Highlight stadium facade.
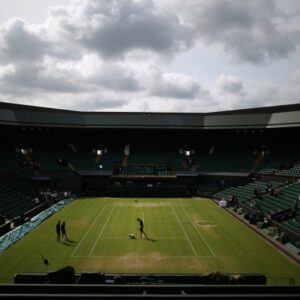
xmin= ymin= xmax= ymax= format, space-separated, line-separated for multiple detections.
xmin=1 ymin=101 xmax=300 ymax=129
xmin=0 ymin=102 xmax=299 ymax=298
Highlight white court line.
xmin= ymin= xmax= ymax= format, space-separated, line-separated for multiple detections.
xmin=179 ymin=204 xmax=216 ymax=258
xmin=89 ymin=206 xmax=115 ymax=256
xmin=73 ymin=255 xmax=215 ymax=258
xmin=100 ymin=237 xmax=187 ymax=240
xmin=171 ymin=207 xmax=198 ymax=257
xmin=71 ymin=206 xmax=105 ymax=257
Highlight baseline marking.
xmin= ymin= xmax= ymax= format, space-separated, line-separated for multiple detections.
xmin=89 ymin=206 xmax=115 ymax=256
xmin=71 ymin=206 xmax=105 ymax=257
xmin=171 ymin=207 xmax=198 ymax=256
xmin=179 ymin=203 xmax=216 ymax=257
xmin=73 ymin=255 xmax=215 ymax=258
xmin=100 ymin=237 xmax=186 ymax=240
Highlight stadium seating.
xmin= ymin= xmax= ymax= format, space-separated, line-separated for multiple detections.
xmin=0 ymin=131 xmax=285 ymax=175
xmin=282 ymin=219 xmax=300 ymax=235
xmin=257 ymin=159 xmax=300 ymax=177
xmin=1 ymin=131 xmax=299 ymax=176
xmin=214 ymin=180 xmax=295 ymax=213
xmin=194 ymin=183 xmax=220 ymax=197
xmin=215 ymin=181 xmax=300 ymax=238
xmin=112 ymin=164 xmax=175 ymax=178
xmin=256 ymin=183 xmax=299 ymax=214
xmin=0 ymin=173 xmax=41 ymax=218
xmin=215 ymin=181 xmax=269 ymax=204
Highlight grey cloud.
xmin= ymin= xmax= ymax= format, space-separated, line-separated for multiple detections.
xmin=0 ymin=92 xmax=129 ymax=112
xmin=94 ymin=64 xmax=141 ymax=92
xmin=74 ymin=99 xmax=126 ymax=111
xmin=217 ymin=75 xmax=244 ymax=94
xmin=0 ymin=54 xmax=141 ymax=98
xmin=215 ymin=80 xmax=300 ymax=112
xmin=290 ymin=70 xmax=300 ymax=84
xmin=0 ymin=0 xmax=299 ymax=113
xmin=242 ymin=85 xmax=280 ymax=108
xmin=1 ymin=0 xmax=299 ymax=67
xmin=0 ymin=62 xmax=81 ymax=94
xmin=0 ymin=18 xmax=48 ymax=63
xmin=192 ymin=1 xmax=254 ymax=36
xmin=149 ymin=72 xmax=202 ymax=99
xmin=179 ymin=0 xmax=300 ymax=63
xmin=57 ymin=0 xmax=193 ymax=58
xmin=98 ymin=73 xmax=140 ymax=92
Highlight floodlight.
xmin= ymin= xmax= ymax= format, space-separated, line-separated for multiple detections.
xmin=21 ymin=149 xmax=27 ymax=155
xmin=94 ymin=145 xmax=108 ymax=155
xmin=124 ymin=144 xmax=130 ymax=155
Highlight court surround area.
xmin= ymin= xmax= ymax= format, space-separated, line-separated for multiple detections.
xmin=0 ymin=197 xmax=299 ymax=285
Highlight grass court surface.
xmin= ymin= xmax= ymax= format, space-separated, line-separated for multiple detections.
xmin=0 ymin=197 xmax=299 ymax=284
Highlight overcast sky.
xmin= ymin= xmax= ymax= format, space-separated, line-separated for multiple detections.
xmin=0 ymin=0 xmax=299 ymax=112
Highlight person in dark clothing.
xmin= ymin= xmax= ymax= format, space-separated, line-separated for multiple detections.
xmin=56 ymin=220 xmax=61 ymax=242
xmin=137 ymin=218 xmax=147 ymax=238
xmin=61 ymin=221 xmax=67 ymax=240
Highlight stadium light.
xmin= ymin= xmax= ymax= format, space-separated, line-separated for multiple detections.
xmin=93 ymin=144 xmax=108 ymax=155
xmin=209 ymin=145 xmax=215 ymax=155
xmin=179 ymin=145 xmax=195 ymax=157
xmin=124 ymin=144 xmax=130 ymax=155
xmin=16 ymin=143 xmax=33 ymax=155
xmin=179 ymin=145 xmax=197 ymax=170
xmin=93 ymin=144 xmax=108 ymax=164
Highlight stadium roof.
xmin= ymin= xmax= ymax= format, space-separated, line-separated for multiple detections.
xmin=0 ymin=101 xmax=300 ymax=129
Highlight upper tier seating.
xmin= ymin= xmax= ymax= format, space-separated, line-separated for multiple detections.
xmin=0 ymin=142 xmax=268 ymax=175
xmin=112 ymin=164 xmax=175 ymax=178
xmin=258 ymin=163 xmax=300 ymax=178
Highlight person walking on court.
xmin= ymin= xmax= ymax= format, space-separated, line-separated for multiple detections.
xmin=56 ymin=220 xmax=61 ymax=242
xmin=61 ymin=221 xmax=67 ymax=240
xmin=137 ymin=218 xmax=147 ymax=238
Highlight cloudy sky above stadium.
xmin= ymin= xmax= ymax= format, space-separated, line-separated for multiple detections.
xmin=0 ymin=0 xmax=299 ymax=112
